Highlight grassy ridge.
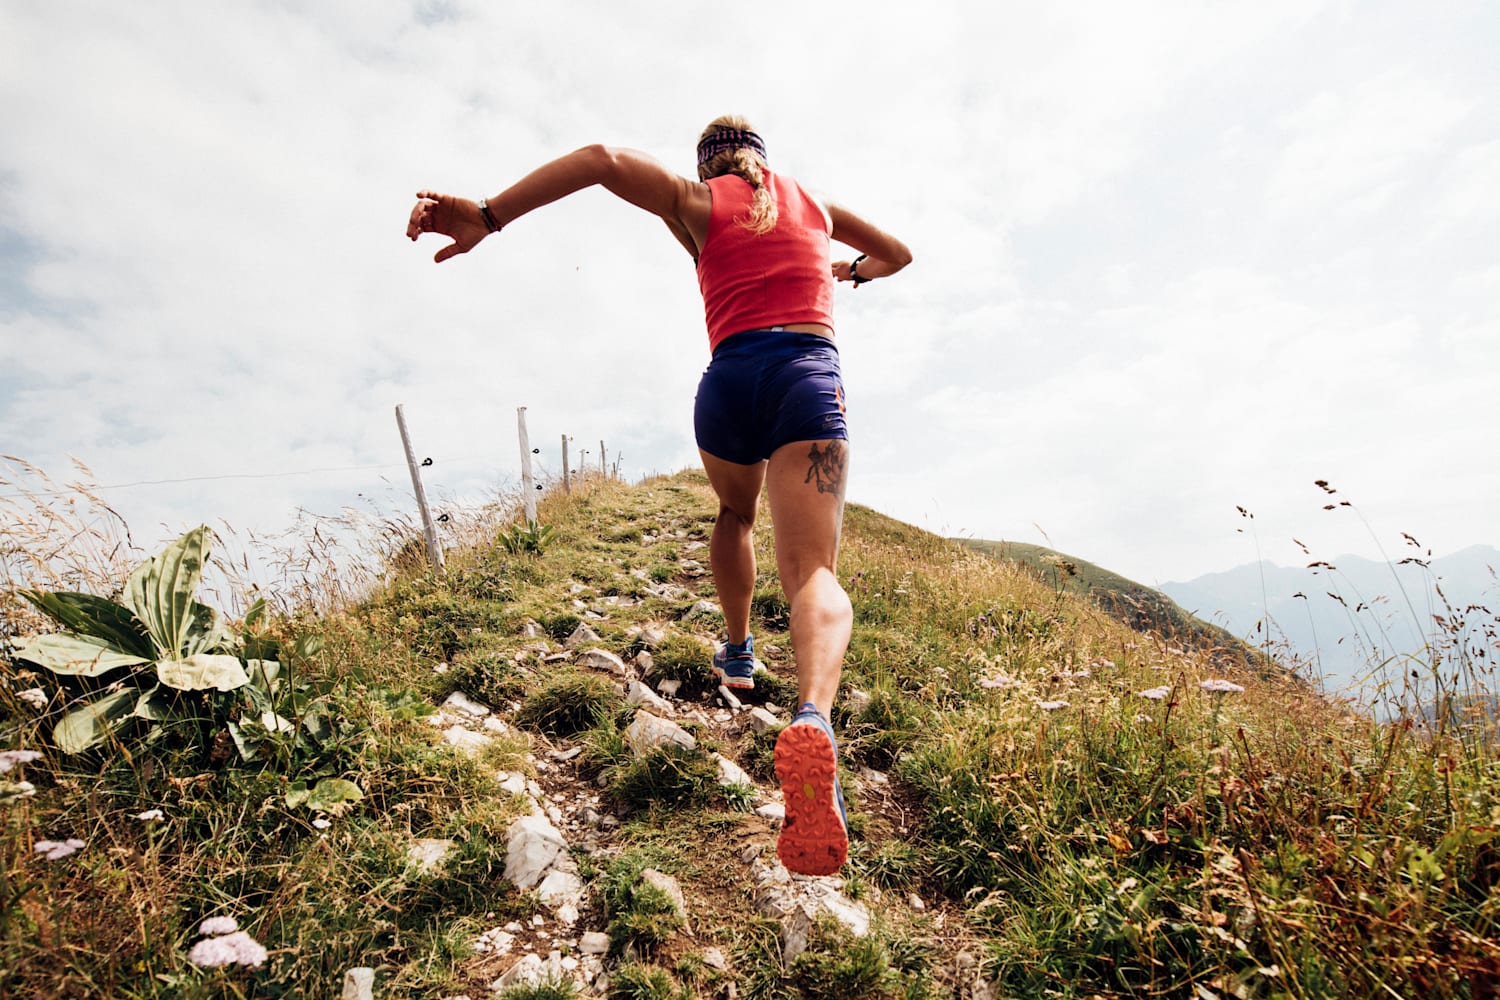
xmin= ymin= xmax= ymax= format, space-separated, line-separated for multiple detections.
xmin=956 ymin=538 xmax=1267 ymax=672
xmin=2 ymin=470 xmax=1497 ymax=997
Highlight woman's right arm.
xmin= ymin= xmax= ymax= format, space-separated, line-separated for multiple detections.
xmin=826 ymin=203 xmax=913 ymax=285
xmin=407 ymin=145 xmax=709 ymax=263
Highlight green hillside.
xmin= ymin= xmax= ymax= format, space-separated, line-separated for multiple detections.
xmin=956 ymin=539 xmax=1269 ymax=674
xmin=2 ymin=471 xmax=1496 ymax=998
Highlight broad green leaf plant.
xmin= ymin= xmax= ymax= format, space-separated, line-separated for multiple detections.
xmin=11 ymin=526 xmax=261 ymax=754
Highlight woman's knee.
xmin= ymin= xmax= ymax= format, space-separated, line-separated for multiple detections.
xmin=718 ymin=502 xmax=757 ymax=530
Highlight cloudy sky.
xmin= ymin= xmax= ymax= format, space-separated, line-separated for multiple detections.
xmin=2 ymin=0 xmax=1496 ymax=594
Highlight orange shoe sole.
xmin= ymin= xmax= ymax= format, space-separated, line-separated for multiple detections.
xmin=774 ymin=722 xmax=848 ymax=876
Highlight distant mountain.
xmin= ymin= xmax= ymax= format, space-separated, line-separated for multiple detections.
xmin=957 ymin=539 xmax=1267 ymax=673
xmin=1160 ymin=545 xmax=1500 ymax=702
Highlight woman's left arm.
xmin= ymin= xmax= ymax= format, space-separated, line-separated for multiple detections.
xmin=826 ymin=202 xmax=913 ymax=285
xmin=407 ymin=145 xmax=708 ymax=263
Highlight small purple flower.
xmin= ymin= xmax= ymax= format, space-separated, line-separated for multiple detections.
xmin=17 ymin=688 xmax=47 ymax=710
xmin=34 ymin=838 xmax=85 ymax=860
xmin=0 ymin=750 xmax=44 ymax=774
xmin=188 ymin=930 xmax=267 ymax=968
xmin=1036 ymin=700 xmax=1069 ymax=711
xmin=1137 ymin=686 xmax=1172 ymax=701
xmin=1199 ymin=679 xmax=1245 ymax=695
xmin=199 ymin=916 xmax=239 ymax=936
xmin=978 ymin=675 xmax=1016 ymax=690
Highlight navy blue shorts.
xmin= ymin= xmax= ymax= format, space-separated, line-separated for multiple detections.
xmin=693 ymin=329 xmax=848 ymax=465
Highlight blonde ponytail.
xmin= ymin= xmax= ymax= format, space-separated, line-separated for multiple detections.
xmin=696 ymin=115 xmax=779 ymax=234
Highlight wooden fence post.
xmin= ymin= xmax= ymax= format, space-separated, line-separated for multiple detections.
xmin=517 ymin=407 xmax=537 ymax=522
xmin=561 ymin=434 xmax=570 ymax=494
xmin=394 ymin=404 xmax=445 ymax=575
xmin=599 ymin=440 xmax=606 ymax=476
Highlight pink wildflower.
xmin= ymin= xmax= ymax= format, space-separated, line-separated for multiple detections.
xmin=188 ymin=930 xmax=267 ymax=968
xmin=1036 ymin=700 xmax=1069 ymax=711
xmin=1137 ymin=686 xmax=1171 ymax=701
xmin=34 ymin=838 xmax=85 ymax=860
xmin=199 ymin=916 xmax=239 ymax=936
xmin=1199 ymin=679 xmax=1245 ymax=694
xmin=0 ymin=750 xmax=43 ymax=774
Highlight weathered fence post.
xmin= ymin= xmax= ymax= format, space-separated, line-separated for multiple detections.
xmin=517 ymin=406 xmax=537 ymax=522
xmin=394 ymin=404 xmax=445 ymax=576
xmin=600 ymin=440 xmax=607 ymax=476
xmin=561 ymin=434 xmax=571 ymax=494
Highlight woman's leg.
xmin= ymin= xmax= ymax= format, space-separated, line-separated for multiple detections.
xmin=698 ymin=449 xmax=768 ymax=646
xmin=765 ymin=438 xmax=852 ymax=719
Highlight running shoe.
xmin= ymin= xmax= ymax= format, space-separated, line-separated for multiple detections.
xmin=774 ymin=702 xmax=849 ymax=875
xmin=713 ymin=635 xmax=756 ymax=691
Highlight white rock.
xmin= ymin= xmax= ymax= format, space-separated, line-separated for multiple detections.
xmin=845 ymin=688 xmax=872 ymax=716
xmin=702 ymin=947 xmax=728 ymax=970
xmin=756 ymin=803 xmax=786 ymax=825
xmin=909 ymin=893 xmax=926 ymax=911
xmin=483 ymin=716 xmax=511 ymax=734
xmin=577 ymin=648 xmax=629 ymax=675
xmin=656 ymin=678 xmax=681 ymax=698
xmin=745 ymin=707 xmax=781 ymax=733
xmin=783 ymin=893 xmax=869 ymax=961
xmin=492 ymin=953 xmax=544 ymax=991
xmin=859 ymin=767 xmax=889 ymax=786
xmin=578 ymin=931 xmax=611 ymax=955
xmin=555 ymin=902 xmax=580 ymax=926
xmin=635 ymin=651 xmax=655 ymax=674
xmin=685 ymin=599 xmax=721 ymax=618
xmin=820 ymin=891 xmax=870 ymax=937
xmin=565 ymin=623 xmax=601 ymax=648
xmin=442 ymin=726 xmax=493 ymax=757
xmin=639 ymin=869 xmax=688 ymax=920
xmin=782 ymin=903 xmax=814 ymax=961
xmin=718 ymin=686 xmax=743 ymax=712
xmin=537 ymin=868 xmax=584 ymax=907
xmin=715 ymin=754 xmax=753 ymax=790
xmin=639 ymin=626 xmax=667 ymax=648
xmin=441 ymin=691 xmax=491 ymax=717
xmin=551 ymin=746 xmax=584 ymax=762
xmin=505 ymin=814 xmax=569 ymax=890
xmin=626 ymin=679 xmax=673 ymax=713
xmin=406 ymin=838 xmax=453 ymax=874
xmin=474 ymin=928 xmax=516 ymax=955
xmin=522 ymin=620 xmax=544 ymax=638
xmin=625 ymin=711 xmax=696 ymax=752
xmin=341 ymin=967 xmax=374 ymax=1000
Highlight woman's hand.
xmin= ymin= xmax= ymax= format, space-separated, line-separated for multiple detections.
xmin=406 ymin=190 xmax=492 ymax=263
xmin=832 ymin=259 xmax=857 ymax=284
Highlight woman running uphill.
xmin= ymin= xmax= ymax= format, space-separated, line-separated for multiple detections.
xmin=407 ymin=116 xmax=911 ymax=875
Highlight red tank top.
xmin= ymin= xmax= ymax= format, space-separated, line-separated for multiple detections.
xmin=695 ymin=171 xmax=834 ymax=352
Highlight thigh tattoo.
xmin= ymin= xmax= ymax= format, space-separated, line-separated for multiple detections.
xmin=804 ymin=442 xmax=847 ymax=496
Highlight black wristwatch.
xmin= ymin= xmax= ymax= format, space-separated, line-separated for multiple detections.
xmin=850 ymin=254 xmax=870 ymax=285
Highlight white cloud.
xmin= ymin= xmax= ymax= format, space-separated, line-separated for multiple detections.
xmin=1 ymin=0 xmax=1495 ymax=591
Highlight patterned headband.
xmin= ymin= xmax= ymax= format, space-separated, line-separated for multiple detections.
xmin=696 ymin=128 xmax=767 ymax=166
